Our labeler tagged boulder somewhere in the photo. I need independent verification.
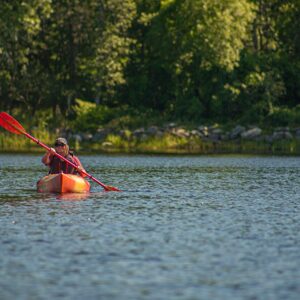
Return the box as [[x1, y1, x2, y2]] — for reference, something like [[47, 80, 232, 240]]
[[198, 126, 209, 136], [210, 128, 223, 135], [165, 123, 177, 129], [241, 127, 262, 139], [92, 128, 110, 142], [119, 129, 132, 140], [207, 128, 223, 141], [171, 128, 190, 138], [264, 135, 274, 143], [132, 128, 145, 138], [102, 142, 113, 147], [190, 130, 204, 138], [295, 128, 300, 139], [272, 130, 293, 140], [73, 134, 82, 143], [230, 125, 246, 139], [82, 133, 93, 141], [147, 126, 159, 136]]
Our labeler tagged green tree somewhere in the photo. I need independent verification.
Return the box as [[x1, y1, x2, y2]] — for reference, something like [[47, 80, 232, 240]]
[[0, 0, 52, 113], [37, 0, 106, 116], [219, 0, 300, 123], [82, 0, 137, 106], [275, 0, 300, 107], [0, 0, 137, 116], [125, 0, 255, 120]]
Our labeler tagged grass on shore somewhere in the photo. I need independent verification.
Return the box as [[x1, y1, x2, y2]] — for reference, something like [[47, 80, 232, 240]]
[[1, 128, 300, 155], [83, 133, 300, 155], [0, 129, 55, 152]]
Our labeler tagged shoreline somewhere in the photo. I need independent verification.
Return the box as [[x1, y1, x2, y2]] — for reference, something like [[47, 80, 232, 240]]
[[1, 140, 299, 156], [1, 124, 300, 155]]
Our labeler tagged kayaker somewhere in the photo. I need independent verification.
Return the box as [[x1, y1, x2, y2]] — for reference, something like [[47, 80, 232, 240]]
[[42, 137, 86, 177]]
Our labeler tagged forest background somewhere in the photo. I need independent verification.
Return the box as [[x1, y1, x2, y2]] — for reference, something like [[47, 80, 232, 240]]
[[0, 0, 300, 153]]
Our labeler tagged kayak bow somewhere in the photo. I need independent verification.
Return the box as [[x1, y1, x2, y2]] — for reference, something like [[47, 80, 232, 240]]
[[37, 173, 90, 193]]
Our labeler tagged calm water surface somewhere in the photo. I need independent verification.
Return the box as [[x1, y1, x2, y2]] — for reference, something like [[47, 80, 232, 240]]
[[0, 154, 300, 300]]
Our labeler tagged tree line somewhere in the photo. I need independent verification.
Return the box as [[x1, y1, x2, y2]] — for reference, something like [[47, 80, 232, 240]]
[[0, 0, 300, 126]]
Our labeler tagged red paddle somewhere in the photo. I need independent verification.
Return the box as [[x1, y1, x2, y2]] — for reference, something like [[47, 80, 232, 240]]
[[0, 112, 121, 191]]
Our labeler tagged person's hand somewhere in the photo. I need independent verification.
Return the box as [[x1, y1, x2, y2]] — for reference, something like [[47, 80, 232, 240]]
[[47, 148, 55, 157], [42, 148, 56, 165], [76, 166, 87, 177], [77, 166, 84, 172]]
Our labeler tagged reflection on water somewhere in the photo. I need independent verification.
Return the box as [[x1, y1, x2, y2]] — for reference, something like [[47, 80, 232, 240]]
[[0, 154, 300, 300], [56, 192, 90, 201]]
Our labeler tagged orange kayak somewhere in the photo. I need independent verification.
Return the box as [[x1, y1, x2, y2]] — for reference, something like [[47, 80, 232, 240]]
[[37, 173, 90, 193]]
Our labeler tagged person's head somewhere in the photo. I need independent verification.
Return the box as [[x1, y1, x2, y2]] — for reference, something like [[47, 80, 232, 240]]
[[54, 137, 69, 156]]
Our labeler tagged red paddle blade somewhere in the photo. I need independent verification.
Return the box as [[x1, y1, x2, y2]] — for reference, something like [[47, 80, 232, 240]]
[[104, 185, 121, 192], [0, 112, 26, 134]]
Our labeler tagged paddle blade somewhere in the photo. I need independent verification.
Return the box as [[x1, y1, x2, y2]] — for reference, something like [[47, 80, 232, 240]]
[[0, 112, 25, 134], [104, 185, 121, 192]]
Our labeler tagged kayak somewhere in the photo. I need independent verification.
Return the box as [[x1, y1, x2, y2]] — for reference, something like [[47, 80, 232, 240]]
[[37, 173, 90, 193]]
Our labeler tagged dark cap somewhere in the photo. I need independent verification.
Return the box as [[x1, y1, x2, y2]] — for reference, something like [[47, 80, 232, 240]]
[[55, 137, 68, 145]]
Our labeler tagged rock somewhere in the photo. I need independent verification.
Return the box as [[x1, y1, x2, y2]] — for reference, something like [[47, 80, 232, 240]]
[[190, 130, 204, 137], [102, 141, 113, 147], [284, 130, 292, 137], [220, 133, 230, 141], [82, 133, 93, 141], [92, 128, 110, 142], [165, 123, 177, 129], [275, 127, 290, 132], [171, 128, 190, 138], [272, 131, 293, 140], [155, 131, 164, 138], [119, 129, 132, 140], [207, 128, 223, 141], [73, 134, 82, 142], [264, 135, 274, 143], [272, 127, 293, 140], [241, 127, 262, 139], [295, 128, 300, 139], [198, 126, 209, 136], [230, 125, 246, 139], [210, 128, 223, 135], [206, 134, 221, 142], [147, 126, 159, 135], [140, 134, 148, 141], [132, 128, 145, 138]]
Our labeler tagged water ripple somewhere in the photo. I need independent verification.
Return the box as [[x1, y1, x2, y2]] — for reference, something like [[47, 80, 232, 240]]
[[0, 154, 300, 299]]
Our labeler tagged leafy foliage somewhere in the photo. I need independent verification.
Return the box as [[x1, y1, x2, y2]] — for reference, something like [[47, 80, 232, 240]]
[[266, 106, 300, 127], [0, 0, 300, 128]]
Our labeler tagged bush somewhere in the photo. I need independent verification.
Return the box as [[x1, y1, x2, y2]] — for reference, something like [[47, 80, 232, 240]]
[[71, 99, 119, 132], [71, 99, 168, 132], [266, 106, 300, 127]]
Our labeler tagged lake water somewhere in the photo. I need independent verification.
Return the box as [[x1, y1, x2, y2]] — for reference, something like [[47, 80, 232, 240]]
[[0, 153, 299, 300]]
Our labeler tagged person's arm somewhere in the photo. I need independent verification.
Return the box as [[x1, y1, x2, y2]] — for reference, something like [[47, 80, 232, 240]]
[[73, 156, 87, 177], [42, 148, 55, 165]]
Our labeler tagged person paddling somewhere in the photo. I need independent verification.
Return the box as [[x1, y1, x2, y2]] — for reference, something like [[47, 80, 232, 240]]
[[42, 137, 86, 177]]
